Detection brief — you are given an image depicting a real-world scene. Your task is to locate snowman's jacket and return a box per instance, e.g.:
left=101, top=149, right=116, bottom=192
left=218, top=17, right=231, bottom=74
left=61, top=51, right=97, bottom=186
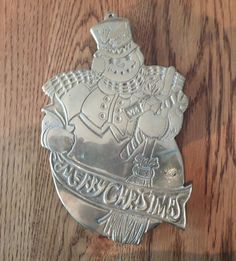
left=42, top=65, right=186, bottom=144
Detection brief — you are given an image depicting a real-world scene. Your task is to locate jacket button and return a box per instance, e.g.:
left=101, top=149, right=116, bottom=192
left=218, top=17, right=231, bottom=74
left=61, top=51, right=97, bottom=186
left=115, top=116, right=122, bottom=123
left=99, top=112, right=106, bottom=120
left=100, top=103, right=107, bottom=110
left=103, top=96, right=110, bottom=103
left=118, top=99, right=124, bottom=106
left=116, top=107, right=123, bottom=113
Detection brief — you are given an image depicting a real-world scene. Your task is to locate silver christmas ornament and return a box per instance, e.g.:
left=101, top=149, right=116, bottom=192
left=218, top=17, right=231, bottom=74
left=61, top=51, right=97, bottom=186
left=41, top=12, right=192, bottom=244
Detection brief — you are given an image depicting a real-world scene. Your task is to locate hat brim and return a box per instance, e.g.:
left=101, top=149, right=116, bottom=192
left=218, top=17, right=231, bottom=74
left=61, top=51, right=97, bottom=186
left=97, top=41, right=138, bottom=58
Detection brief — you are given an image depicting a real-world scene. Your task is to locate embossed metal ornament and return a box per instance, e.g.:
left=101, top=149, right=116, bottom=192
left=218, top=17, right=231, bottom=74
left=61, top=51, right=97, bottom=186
left=41, top=12, right=192, bottom=244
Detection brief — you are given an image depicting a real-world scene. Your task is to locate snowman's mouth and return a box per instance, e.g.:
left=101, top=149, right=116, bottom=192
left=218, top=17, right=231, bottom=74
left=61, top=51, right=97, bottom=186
left=107, top=53, right=139, bottom=76
left=108, top=60, right=137, bottom=76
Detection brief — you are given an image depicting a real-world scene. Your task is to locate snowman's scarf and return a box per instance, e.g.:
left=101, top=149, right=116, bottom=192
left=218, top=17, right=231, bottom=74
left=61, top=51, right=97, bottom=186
left=98, top=210, right=150, bottom=244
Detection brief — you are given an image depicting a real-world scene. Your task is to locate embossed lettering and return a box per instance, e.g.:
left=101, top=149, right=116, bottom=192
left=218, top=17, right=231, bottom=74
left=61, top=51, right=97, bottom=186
left=103, top=183, right=120, bottom=204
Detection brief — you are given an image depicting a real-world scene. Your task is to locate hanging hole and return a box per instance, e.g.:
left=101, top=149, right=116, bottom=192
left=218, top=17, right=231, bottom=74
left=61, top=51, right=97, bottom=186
left=105, top=12, right=118, bottom=20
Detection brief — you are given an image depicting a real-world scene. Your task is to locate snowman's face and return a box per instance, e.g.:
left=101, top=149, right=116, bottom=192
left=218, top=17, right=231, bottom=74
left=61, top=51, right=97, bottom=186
left=92, top=48, right=144, bottom=82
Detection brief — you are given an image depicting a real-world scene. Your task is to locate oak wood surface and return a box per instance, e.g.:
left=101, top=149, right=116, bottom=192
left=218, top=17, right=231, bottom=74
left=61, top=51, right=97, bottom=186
left=1, top=0, right=236, bottom=260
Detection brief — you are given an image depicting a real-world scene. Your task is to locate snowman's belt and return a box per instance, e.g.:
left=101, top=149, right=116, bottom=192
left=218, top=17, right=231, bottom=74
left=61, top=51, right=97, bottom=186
left=50, top=152, right=191, bottom=228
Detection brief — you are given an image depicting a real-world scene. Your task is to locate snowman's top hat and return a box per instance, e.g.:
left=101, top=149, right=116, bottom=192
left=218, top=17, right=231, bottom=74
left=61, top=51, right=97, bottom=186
left=90, top=12, right=137, bottom=57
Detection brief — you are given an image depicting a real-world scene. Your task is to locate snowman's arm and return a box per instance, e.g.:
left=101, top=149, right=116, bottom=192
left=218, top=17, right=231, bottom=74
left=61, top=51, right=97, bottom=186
left=152, top=66, right=186, bottom=100
left=147, top=66, right=187, bottom=113
left=159, top=67, right=188, bottom=114
left=142, top=66, right=186, bottom=113
left=41, top=107, right=63, bottom=149
left=138, top=67, right=188, bottom=140
left=41, top=70, right=96, bottom=149
left=41, top=96, right=73, bottom=149
left=156, top=67, right=188, bottom=139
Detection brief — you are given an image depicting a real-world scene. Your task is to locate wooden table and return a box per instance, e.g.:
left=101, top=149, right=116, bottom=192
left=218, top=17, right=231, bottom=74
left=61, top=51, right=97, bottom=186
left=1, top=0, right=235, bottom=260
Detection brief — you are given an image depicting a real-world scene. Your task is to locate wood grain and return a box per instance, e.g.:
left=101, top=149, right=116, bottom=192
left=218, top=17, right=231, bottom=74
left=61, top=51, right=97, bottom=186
left=1, top=0, right=236, bottom=260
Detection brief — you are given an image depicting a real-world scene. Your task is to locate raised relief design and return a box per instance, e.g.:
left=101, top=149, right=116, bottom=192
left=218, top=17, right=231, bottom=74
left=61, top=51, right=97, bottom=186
left=41, top=12, right=191, bottom=244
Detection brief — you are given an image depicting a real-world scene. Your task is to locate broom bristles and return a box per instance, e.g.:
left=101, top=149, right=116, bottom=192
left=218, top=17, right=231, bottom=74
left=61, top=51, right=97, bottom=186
left=98, top=210, right=150, bottom=244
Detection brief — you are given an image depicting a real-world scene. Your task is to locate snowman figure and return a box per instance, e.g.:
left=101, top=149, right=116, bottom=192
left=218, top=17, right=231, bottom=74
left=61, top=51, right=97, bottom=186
left=41, top=12, right=190, bottom=244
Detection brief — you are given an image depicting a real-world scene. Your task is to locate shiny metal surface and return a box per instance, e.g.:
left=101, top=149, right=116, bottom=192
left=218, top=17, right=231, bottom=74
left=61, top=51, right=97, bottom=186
left=41, top=12, right=192, bottom=244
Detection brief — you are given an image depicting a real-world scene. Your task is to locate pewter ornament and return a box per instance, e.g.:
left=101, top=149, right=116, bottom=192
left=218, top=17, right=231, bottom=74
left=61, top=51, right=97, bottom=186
left=41, top=12, right=192, bottom=244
